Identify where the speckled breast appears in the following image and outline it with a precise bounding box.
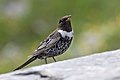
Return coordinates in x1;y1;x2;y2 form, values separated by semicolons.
45;37;73;57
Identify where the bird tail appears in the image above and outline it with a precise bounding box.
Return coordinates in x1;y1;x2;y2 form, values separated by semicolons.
14;56;37;71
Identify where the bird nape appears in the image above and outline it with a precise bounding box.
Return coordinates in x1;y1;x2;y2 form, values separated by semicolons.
14;15;74;71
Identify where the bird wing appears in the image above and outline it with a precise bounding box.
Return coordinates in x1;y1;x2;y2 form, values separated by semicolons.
36;29;61;52
14;30;61;71
14;30;60;71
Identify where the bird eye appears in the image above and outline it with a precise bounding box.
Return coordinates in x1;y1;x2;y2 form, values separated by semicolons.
59;18;67;24
59;20;62;23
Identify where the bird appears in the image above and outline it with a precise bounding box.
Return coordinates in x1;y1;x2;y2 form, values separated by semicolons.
14;15;74;71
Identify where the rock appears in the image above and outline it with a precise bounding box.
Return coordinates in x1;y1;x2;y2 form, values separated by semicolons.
1;49;120;80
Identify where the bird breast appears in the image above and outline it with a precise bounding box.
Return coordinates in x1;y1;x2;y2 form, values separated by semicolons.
58;30;74;39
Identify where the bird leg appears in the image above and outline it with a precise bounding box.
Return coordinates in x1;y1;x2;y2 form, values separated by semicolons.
52;57;56;62
44;58;47;64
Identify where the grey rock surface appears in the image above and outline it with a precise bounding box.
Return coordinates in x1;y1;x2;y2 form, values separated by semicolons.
1;49;120;80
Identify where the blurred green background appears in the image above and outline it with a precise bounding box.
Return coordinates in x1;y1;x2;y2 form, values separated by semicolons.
0;0;120;73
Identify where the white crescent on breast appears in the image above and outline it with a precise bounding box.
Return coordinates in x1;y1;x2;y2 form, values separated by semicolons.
58;30;74;38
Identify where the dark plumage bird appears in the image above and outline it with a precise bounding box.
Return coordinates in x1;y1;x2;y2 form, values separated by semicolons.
14;15;74;71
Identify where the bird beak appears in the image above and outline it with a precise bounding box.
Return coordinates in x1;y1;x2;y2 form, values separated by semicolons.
66;15;71;21
67;15;71;19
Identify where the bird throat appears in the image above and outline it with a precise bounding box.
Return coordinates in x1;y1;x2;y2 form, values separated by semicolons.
58;30;74;39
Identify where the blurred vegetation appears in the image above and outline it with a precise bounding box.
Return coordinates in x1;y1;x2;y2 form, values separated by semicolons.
0;0;120;73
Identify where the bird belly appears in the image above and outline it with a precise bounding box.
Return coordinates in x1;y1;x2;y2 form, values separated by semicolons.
45;38;72;57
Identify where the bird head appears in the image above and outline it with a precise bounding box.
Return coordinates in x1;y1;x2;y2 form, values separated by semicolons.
58;15;72;32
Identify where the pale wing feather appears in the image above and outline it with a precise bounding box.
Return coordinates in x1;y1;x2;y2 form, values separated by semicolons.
36;30;60;51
